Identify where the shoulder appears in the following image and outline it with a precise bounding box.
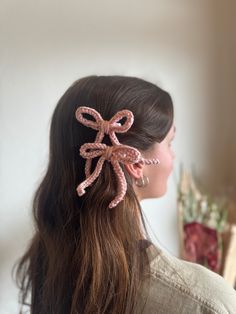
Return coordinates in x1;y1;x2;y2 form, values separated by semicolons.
138;243;236;314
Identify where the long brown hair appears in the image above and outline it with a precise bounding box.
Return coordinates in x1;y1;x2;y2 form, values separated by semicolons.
13;75;174;313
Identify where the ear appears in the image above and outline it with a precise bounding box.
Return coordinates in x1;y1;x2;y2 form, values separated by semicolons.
124;162;144;180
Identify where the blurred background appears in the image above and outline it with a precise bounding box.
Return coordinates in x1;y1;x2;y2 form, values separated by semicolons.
0;0;235;312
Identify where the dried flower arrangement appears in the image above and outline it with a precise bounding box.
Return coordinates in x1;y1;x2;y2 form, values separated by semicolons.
177;165;229;274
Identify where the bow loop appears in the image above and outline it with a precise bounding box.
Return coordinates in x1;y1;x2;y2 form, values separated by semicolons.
80;143;108;159
75;106;103;131
109;109;134;133
111;145;141;163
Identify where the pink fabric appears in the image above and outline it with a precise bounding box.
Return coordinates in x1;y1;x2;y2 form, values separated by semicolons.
75;106;160;208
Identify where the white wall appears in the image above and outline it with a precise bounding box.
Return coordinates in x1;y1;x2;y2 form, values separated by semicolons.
0;0;235;312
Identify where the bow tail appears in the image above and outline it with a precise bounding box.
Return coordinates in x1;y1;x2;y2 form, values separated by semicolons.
77;157;105;196
109;131;120;145
85;159;92;178
95;131;105;143
84;132;106;178
108;160;127;208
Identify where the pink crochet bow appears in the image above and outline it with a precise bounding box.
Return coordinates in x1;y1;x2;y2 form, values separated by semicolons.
75;106;160;208
76;142;146;208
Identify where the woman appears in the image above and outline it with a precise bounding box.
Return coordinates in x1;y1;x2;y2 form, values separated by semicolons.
13;75;236;313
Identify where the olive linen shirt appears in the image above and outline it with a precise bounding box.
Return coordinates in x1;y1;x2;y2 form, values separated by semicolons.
137;242;236;314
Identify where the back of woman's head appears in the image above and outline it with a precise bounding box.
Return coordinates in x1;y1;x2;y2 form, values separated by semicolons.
13;75;174;314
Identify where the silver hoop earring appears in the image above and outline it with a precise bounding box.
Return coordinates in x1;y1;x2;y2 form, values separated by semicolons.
135;175;149;188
